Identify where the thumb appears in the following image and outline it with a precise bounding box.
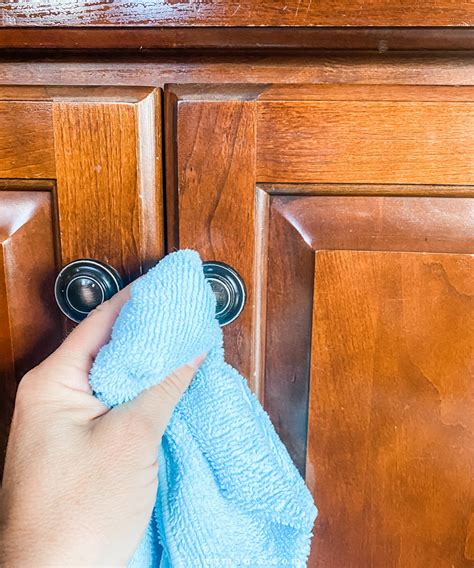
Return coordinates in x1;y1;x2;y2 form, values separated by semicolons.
118;353;207;441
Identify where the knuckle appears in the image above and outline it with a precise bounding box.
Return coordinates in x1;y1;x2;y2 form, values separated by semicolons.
159;373;185;402
17;370;39;395
85;301;108;319
54;349;89;372
14;371;42;410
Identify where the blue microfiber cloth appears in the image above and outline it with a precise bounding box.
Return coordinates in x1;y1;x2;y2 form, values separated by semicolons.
89;250;317;567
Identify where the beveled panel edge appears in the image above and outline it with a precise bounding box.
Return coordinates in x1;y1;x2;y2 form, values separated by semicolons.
166;83;474;105
165;83;268;103
258;183;474;197
0;85;158;103
0;178;55;191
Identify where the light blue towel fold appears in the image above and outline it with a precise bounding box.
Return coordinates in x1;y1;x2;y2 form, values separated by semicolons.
89;250;317;567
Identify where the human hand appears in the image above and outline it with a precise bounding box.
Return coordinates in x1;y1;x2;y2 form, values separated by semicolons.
0;284;205;566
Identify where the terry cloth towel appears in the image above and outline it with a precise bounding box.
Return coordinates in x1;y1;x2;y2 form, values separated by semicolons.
89;250;317;567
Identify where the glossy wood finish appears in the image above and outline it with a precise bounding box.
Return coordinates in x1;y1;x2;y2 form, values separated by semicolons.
169;84;474;566
0;190;59;469
259;83;474;101
53;92;161;276
1;0;473;27
0;102;54;178
0;88;164;470
2;28;474;51
258;103;474;184
307;250;473;567
2;52;474;90
265;182;474;197
2;3;473;560
265;194;474;477
169;80;474;388
0;86;163;279
168;92;257;383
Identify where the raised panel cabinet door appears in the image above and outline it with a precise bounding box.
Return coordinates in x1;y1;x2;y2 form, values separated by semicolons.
0;86;163;472
166;84;474;567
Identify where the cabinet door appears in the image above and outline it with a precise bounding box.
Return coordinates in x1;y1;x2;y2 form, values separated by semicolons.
0;86;163;470
166;84;474;567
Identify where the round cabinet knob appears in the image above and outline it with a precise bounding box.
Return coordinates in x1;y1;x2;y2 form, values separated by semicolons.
203;261;246;326
55;259;123;322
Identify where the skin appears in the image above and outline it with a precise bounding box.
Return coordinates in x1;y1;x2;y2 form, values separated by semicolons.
0;283;205;566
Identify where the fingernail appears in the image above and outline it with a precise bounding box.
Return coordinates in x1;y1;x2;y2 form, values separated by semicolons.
191;352;207;369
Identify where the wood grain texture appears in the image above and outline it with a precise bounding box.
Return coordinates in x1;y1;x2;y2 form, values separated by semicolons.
257;101;474;184
0;102;54;178
151;83;474;564
53;89;163;280
1;28;474;51
265;194;474;476
1;53;474;89
258;83;474;102
0;88;165;471
271;195;474;253
170;93;258;385
0;86;163;279
466;514;474;560
307;250;473;567
0;191;60;471
1;0;473;27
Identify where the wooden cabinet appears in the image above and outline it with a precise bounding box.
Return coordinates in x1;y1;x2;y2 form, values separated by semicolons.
167;84;474;566
0;87;163;467
0;80;473;566
1;5;473;564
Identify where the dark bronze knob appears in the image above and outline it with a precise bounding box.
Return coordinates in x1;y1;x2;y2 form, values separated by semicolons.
55;259;123;322
203;261;246;326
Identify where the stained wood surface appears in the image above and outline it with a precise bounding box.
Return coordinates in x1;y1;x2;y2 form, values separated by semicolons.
0;86;163;279
1;53;474;90
0;191;60;471
0;88;164;473
263;182;474;197
0;90;163;280
170;94;258;385
258;83;474;102
1;28;474;51
53;92;162;278
1;0;472;27
170;84;474;565
307;250;473;567
0;85;157;102
271;195;474;253
257;101;474;184
265;195;474;479
0;102;54;178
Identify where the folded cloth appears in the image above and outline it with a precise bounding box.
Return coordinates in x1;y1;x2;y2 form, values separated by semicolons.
89;250;317;567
